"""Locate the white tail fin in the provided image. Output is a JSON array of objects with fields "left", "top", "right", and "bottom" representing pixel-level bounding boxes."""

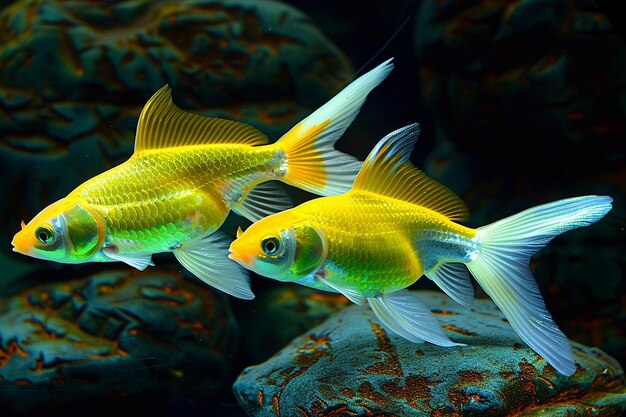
[
  {"left": 466, "top": 195, "right": 613, "bottom": 375},
  {"left": 276, "top": 59, "right": 394, "bottom": 196}
]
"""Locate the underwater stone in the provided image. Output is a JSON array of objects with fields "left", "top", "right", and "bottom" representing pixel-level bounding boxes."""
[
  {"left": 241, "top": 285, "right": 351, "bottom": 362},
  {"left": 0, "top": 0, "right": 353, "bottom": 285},
  {"left": 0, "top": 269, "right": 238, "bottom": 412},
  {"left": 234, "top": 290, "right": 626, "bottom": 416}
]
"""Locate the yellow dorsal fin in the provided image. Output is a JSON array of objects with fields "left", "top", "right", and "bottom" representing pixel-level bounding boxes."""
[
  {"left": 134, "top": 85, "right": 268, "bottom": 152},
  {"left": 352, "top": 124, "right": 469, "bottom": 221}
]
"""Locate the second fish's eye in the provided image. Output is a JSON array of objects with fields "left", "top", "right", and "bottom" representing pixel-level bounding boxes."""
[
  {"left": 36, "top": 226, "right": 54, "bottom": 244},
  {"left": 262, "top": 236, "right": 281, "bottom": 255}
]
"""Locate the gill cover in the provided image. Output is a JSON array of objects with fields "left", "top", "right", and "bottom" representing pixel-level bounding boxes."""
[
  {"left": 251, "top": 221, "right": 327, "bottom": 281},
  {"left": 289, "top": 222, "right": 327, "bottom": 276},
  {"left": 63, "top": 204, "right": 104, "bottom": 258}
]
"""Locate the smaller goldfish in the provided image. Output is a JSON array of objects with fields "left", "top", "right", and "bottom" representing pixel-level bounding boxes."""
[
  {"left": 229, "top": 123, "right": 613, "bottom": 375},
  {"left": 11, "top": 59, "right": 394, "bottom": 300}
]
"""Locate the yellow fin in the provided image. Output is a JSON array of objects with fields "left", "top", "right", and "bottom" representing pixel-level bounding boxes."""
[
  {"left": 134, "top": 85, "right": 268, "bottom": 152},
  {"left": 274, "top": 59, "right": 394, "bottom": 196},
  {"left": 352, "top": 124, "right": 469, "bottom": 221}
]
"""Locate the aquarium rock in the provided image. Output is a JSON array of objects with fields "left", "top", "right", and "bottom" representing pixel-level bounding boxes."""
[
  {"left": 240, "top": 285, "right": 351, "bottom": 363},
  {"left": 0, "top": 269, "right": 238, "bottom": 412},
  {"left": 234, "top": 290, "right": 626, "bottom": 416}
]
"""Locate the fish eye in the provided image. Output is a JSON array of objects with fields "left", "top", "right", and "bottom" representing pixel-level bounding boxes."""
[
  {"left": 35, "top": 225, "right": 54, "bottom": 245},
  {"left": 261, "top": 236, "right": 281, "bottom": 256}
]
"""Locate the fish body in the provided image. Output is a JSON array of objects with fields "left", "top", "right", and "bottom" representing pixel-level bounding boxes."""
[
  {"left": 229, "top": 124, "right": 613, "bottom": 375},
  {"left": 12, "top": 59, "right": 395, "bottom": 299},
  {"left": 72, "top": 145, "right": 283, "bottom": 256},
  {"left": 277, "top": 193, "right": 477, "bottom": 296}
]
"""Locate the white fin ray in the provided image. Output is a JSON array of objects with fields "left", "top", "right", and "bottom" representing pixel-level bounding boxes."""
[
  {"left": 232, "top": 182, "right": 293, "bottom": 222},
  {"left": 368, "top": 290, "right": 463, "bottom": 347},
  {"left": 277, "top": 59, "right": 394, "bottom": 196},
  {"left": 467, "top": 195, "right": 613, "bottom": 375},
  {"left": 425, "top": 263, "right": 474, "bottom": 308},
  {"left": 174, "top": 231, "right": 254, "bottom": 300},
  {"left": 352, "top": 124, "right": 469, "bottom": 221},
  {"left": 102, "top": 247, "right": 154, "bottom": 270}
]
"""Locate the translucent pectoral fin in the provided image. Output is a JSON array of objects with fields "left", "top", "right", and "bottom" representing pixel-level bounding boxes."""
[
  {"left": 425, "top": 263, "right": 474, "bottom": 309},
  {"left": 174, "top": 231, "right": 254, "bottom": 300},
  {"left": 295, "top": 273, "right": 339, "bottom": 293},
  {"left": 102, "top": 247, "right": 154, "bottom": 271},
  {"left": 315, "top": 273, "right": 366, "bottom": 305},
  {"left": 232, "top": 182, "right": 293, "bottom": 222},
  {"left": 368, "top": 290, "right": 464, "bottom": 347}
]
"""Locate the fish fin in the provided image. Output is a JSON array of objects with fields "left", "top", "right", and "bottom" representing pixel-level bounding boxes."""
[
  {"left": 294, "top": 273, "right": 340, "bottom": 293},
  {"left": 315, "top": 273, "right": 366, "bottom": 305},
  {"left": 275, "top": 59, "right": 393, "bottom": 196},
  {"left": 368, "top": 290, "right": 464, "bottom": 346},
  {"left": 174, "top": 231, "right": 255, "bottom": 300},
  {"left": 425, "top": 263, "right": 474, "bottom": 308},
  {"left": 232, "top": 182, "right": 293, "bottom": 222},
  {"left": 352, "top": 124, "right": 469, "bottom": 221},
  {"left": 134, "top": 85, "right": 268, "bottom": 152},
  {"left": 101, "top": 247, "right": 154, "bottom": 271},
  {"left": 467, "top": 195, "right": 613, "bottom": 376}
]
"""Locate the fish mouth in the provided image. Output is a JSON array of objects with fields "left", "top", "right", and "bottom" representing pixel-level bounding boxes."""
[
  {"left": 228, "top": 242, "right": 250, "bottom": 266},
  {"left": 227, "top": 250, "right": 249, "bottom": 266},
  {"left": 11, "top": 234, "right": 28, "bottom": 255}
]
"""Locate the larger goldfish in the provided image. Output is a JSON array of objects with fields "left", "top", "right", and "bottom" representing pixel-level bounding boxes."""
[
  {"left": 11, "top": 60, "right": 394, "bottom": 300},
  {"left": 229, "top": 123, "right": 613, "bottom": 375}
]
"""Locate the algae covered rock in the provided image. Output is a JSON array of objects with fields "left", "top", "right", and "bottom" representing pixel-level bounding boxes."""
[
  {"left": 234, "top": 291, "right": 626, "bottom": 416},
  {"left": 0, "top": 268, "right": 238, "bottom": 412}
]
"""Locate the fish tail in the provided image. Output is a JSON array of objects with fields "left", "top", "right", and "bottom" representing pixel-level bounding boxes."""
[
  {"left": 275, "top": 59, "right": 393, "bottom": 196},
  {"left": 465, "top": 195, "right": 613, "bottom": 375}
]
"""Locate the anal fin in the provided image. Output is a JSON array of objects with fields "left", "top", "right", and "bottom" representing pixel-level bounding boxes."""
[
  {"left": 368, "top": 290, "right": 463, "bottom": 347},
  {"left": 425, "top": 263, "right": 474, "bottom": 308}
]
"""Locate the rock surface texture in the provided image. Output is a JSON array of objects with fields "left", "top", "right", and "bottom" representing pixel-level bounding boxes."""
[
  {"left": 0, "top": 269, "right": 238, "bottom": 412},
  {"left": 234, "top": 291, "right": 626, "bottom": 416}
]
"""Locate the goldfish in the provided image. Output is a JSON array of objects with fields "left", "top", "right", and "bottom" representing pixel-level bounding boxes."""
[
  {"left": 229, "top": 123, "right": 613, "bottom": 375},
  {"left": 11, "top": 59, "right": 394, "bottom": 300}
]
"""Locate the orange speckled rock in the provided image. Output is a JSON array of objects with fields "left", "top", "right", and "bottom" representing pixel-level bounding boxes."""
[{"left": 234, "top": 291, "right": 626, "bottom": 416}]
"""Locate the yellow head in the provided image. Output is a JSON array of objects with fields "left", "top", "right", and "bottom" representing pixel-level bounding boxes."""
[
  {"left": 12, "top": 198, "right": 106, "bottom": 264},
  {"left": 228, "top": 211, "right": 327, "bottom": 282}
]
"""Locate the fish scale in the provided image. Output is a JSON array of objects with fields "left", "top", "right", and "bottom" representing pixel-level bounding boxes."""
[
  {"left": 298, "top": 192, "right": 476, "bottom": 297},
  {"left": 71, "top": 146, "right": 279, "bottom": 254}
]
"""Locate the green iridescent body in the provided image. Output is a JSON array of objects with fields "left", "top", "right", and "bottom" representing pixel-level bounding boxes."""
[
  {"left": 69, "top": 145, "right": 283, "bottom": 257},
  {"left": 292, "top": 192, "right": 478, "bottom": 298}
]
